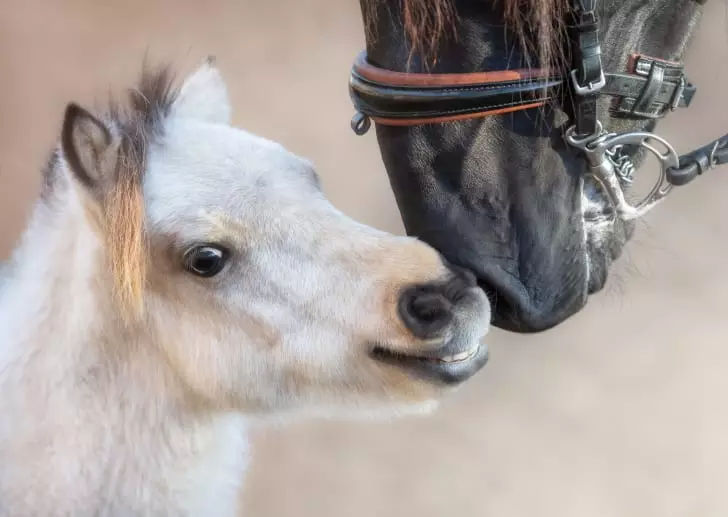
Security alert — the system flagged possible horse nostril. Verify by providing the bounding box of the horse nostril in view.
[399,286,454,339]
[451,265,476,288]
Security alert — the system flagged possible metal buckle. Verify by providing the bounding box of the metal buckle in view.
[570,68,606,96]
[566,123,680,220]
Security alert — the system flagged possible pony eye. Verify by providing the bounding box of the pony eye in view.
[183,245,228,277]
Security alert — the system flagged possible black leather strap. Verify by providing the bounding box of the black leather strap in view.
[667,133,728,186]
[568,0,604,136]
[604,73,694,113]
[630,61,665,114]
[604,55,695,119]
[349,72,562,123]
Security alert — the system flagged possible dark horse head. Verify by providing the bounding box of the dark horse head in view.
[352,0,706,333]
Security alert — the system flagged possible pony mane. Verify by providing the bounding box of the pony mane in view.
[104,65,178,318]
[362,0,570,70]
[44,64,179,319]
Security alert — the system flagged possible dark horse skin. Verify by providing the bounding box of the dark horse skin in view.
[356,0,706,333]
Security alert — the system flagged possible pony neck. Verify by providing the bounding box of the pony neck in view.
[0,186,249,517]
[0,184,109,354]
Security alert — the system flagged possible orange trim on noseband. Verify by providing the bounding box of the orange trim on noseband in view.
[353,51,558,88]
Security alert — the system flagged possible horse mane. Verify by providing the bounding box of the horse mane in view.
[362,0,570,70]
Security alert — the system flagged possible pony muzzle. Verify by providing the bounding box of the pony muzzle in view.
[396,263,479,338]
[371,265,490,385]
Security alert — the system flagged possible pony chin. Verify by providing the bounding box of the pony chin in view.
[248,399,441,430]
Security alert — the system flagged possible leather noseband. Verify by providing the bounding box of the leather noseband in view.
[349,51,561,132]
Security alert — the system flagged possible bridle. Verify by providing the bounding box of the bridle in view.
[348,0,728,221]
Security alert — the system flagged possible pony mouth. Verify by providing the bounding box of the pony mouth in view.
[369,341,488,385]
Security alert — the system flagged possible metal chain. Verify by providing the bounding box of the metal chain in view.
[605,144,636,186]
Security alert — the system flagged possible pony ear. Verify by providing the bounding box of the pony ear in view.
[61,103,120,194]
[172,57,231,125]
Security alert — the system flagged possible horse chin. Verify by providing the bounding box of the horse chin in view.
[584,219,614,293]
[582,178,635,295]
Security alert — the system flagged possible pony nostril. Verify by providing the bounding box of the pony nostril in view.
[410,293,449,324]
[399,286,454,339]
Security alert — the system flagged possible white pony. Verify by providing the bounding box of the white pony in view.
[0,59,491,517]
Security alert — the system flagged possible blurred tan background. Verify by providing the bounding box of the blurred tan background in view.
[1,1,727,516]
